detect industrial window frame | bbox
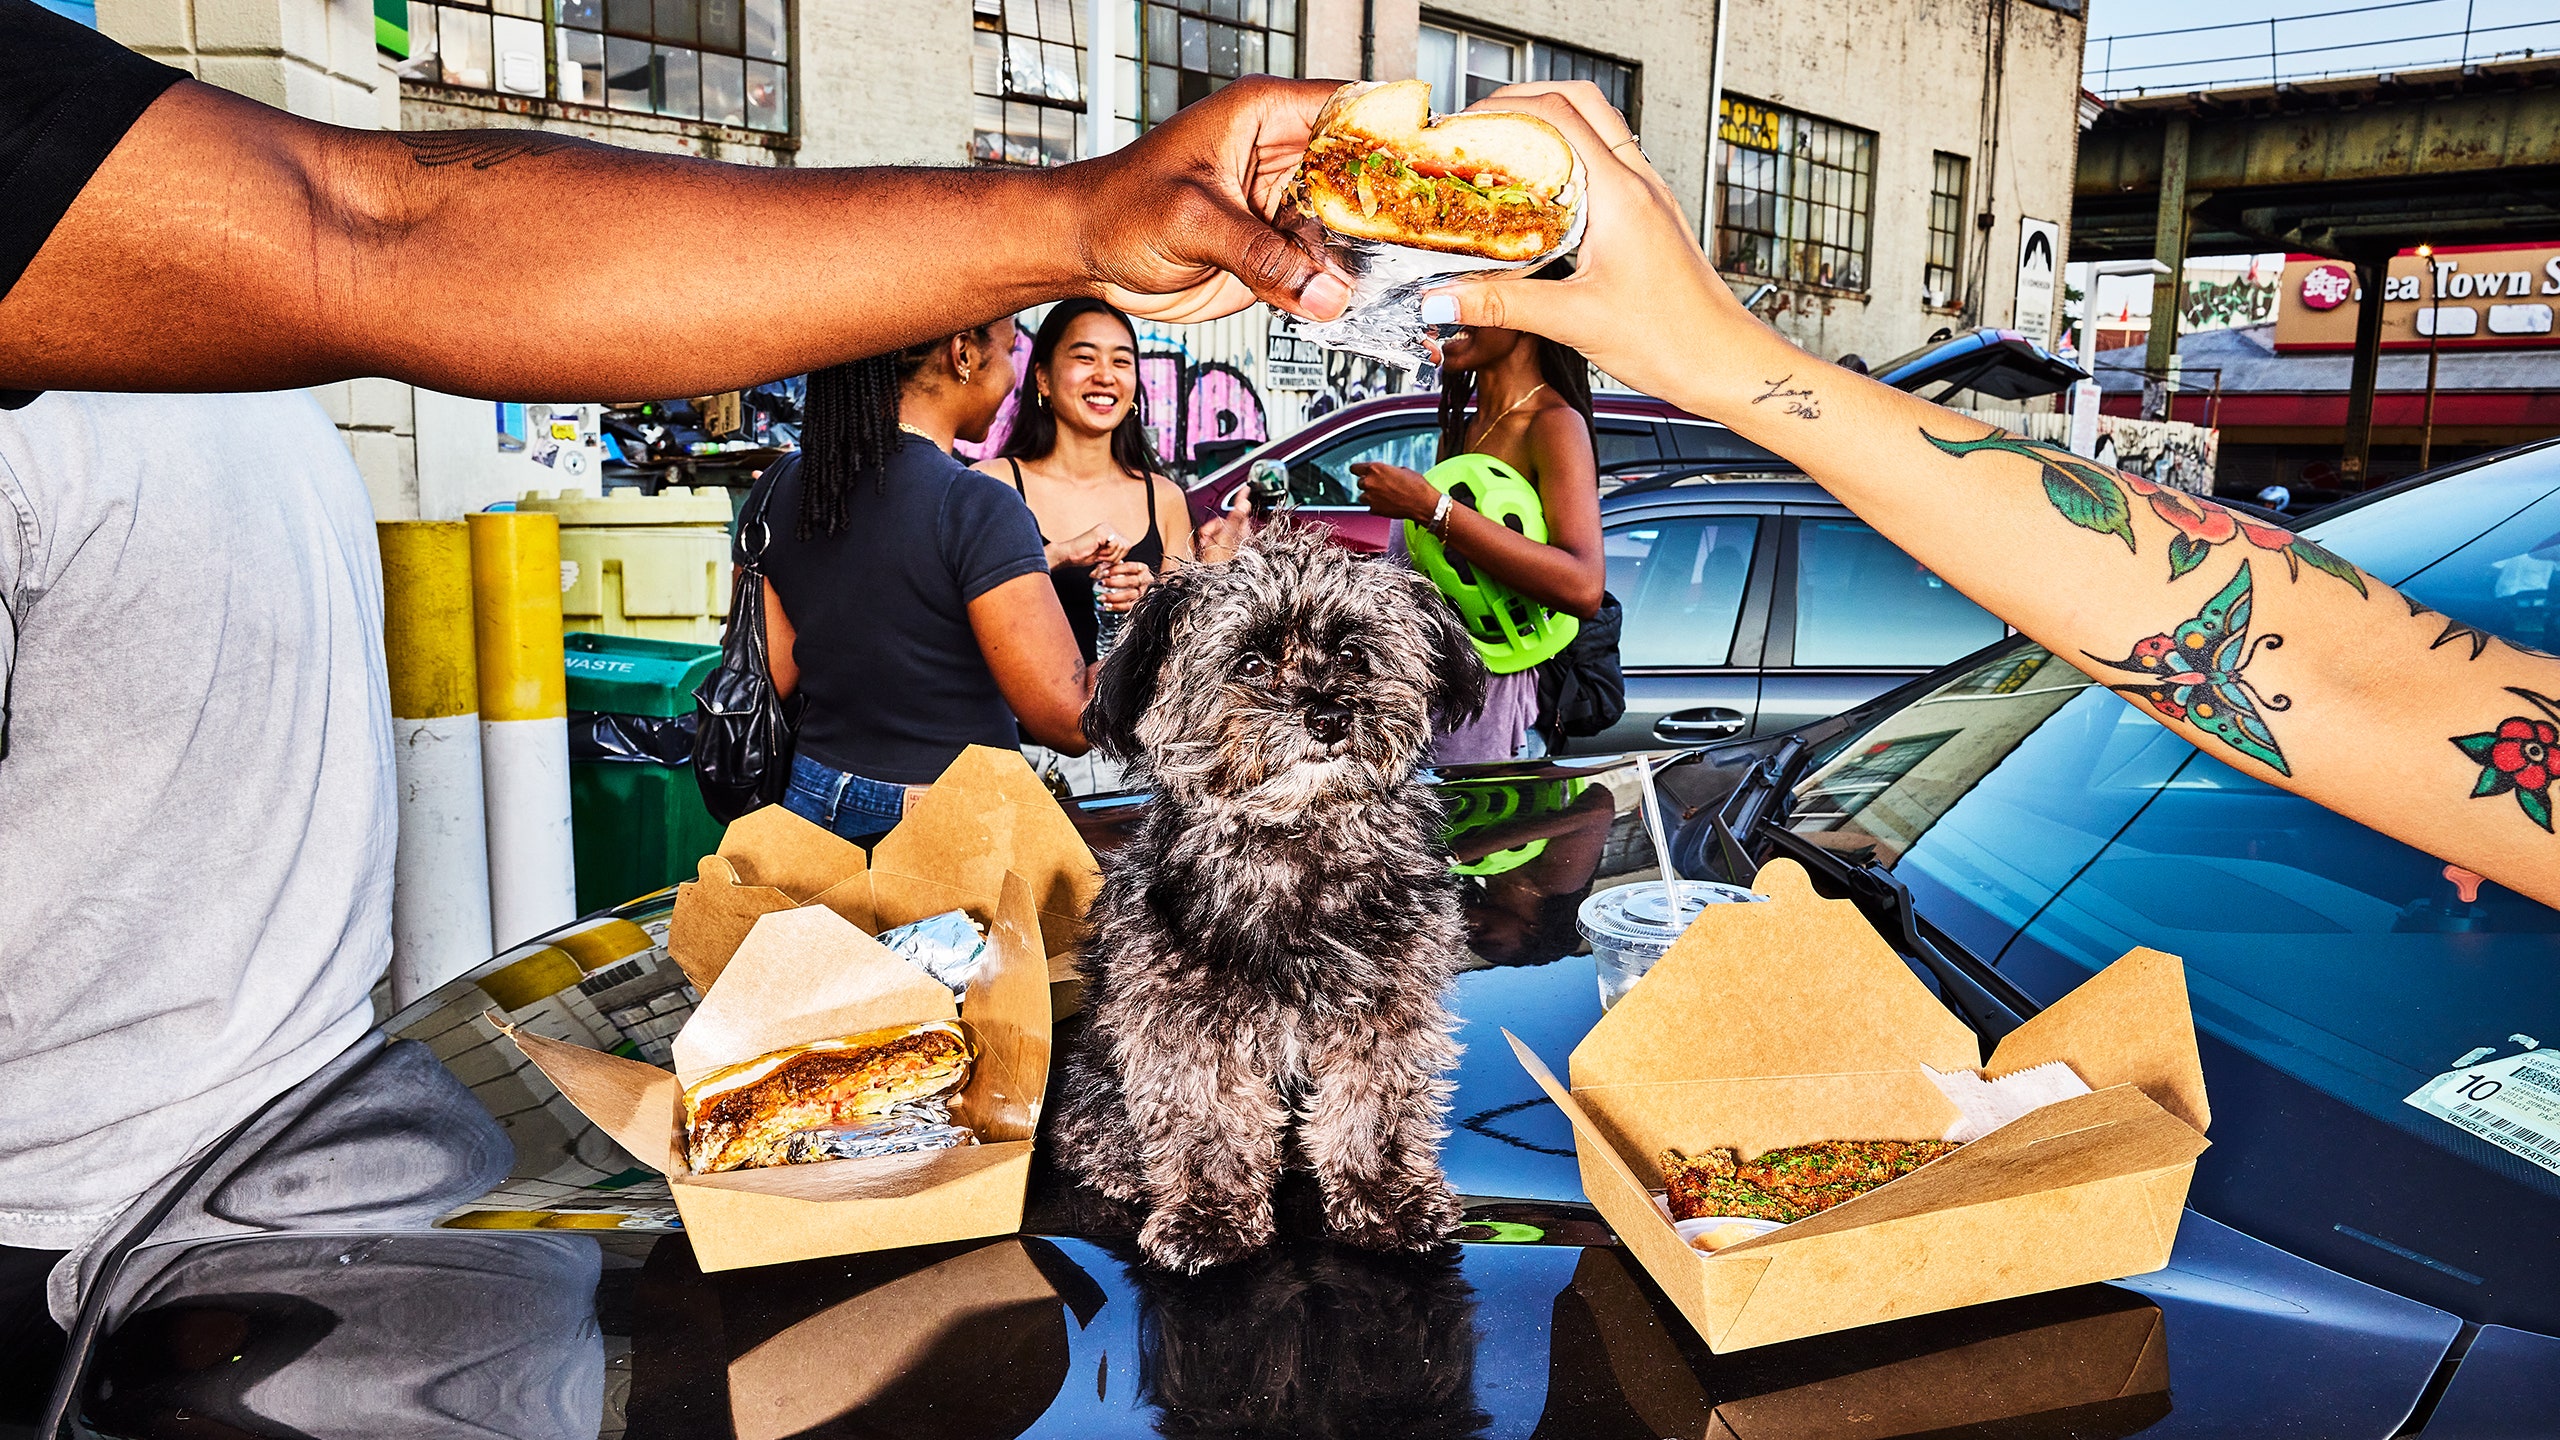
[1925,151,1969,311]
[972,0,1301,168]
[397,0,791,133]
[1715,95,1876,295]
[1417,17,1638,131]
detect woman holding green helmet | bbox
[1353,272,1606,763]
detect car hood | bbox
[54,756,2471,1437]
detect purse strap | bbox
[736,452,797,574]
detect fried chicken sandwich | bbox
[1295,79,1581,262]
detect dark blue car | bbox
[25,442,2560,1438]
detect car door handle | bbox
[1654,707,1748,742]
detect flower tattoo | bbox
[2453,689,2560,833]
[1922,428,2367,594]
[2084,565,2292,776]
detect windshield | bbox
[1781,444,2560,1323]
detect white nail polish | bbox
[1419,294,1459,326]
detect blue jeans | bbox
[781,754,910,843]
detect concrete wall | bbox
[794,0,974,167]
[1716,0,2087,366]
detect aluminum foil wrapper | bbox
[877,908,990,997]
[775,1101,977,1165]
[1293,150,1589,371]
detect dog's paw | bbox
[1138,1203,1272,1274]
[1327,1179,1463,1254]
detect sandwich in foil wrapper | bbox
[1289,79,1588,369]
[682,1019,976,1174]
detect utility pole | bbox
[1086,0,1119,158]
[2418,243,2443,471]
[2142,115,2190,421]
[2340,253,2386,489]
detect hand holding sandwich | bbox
[1424,81,2560,909]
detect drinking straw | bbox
[1633,754,1687,919]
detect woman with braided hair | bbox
[745,318,1093,843]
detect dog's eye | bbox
[1334,642,1363,666]
[1237,653,1271,680]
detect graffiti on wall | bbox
[950,304,1422,476]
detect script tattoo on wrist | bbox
[1752,375,1820,419]
[2452,688,2560,833]
[1922,428,2367,596]
[396,132,578,170]
[2084,565,2293,775]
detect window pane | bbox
[495,0,541,17]
[1040,104,1075,166]
[1005,34,1039,94]
[1208,22,1237,76]
[653,0,694,42]
[1416,24,1455,113]
[748,58,787,129]
[1293,426,1438,507]
[557,0,603,27]
[1209,0,1236,18]
[1241,0,1264,23]
[701,51,745,123]
[656,43,699,116]
[1147,4,1175,61]
[1268,30,1292,76]
[608,0,650,34]
[1467,35,1513,82]
[397,1,439,81]
[605,33,652,107]
[1272,0,1294,28]
[1038,0,1076,43]
[1179,14,1206,68]
[1610,517,1759,669]
[1239,28,1262,74]
[972,26,1001,94]
[492,12,545,93]
[746,0,784,56]
[1793,519,2002,666]
[1005,100,1042,163]
[438,7,493,87]
[700,0,743,52]
[1146,62,1177,121]
[557,23,604,100]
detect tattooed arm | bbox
[0,77,1350,394]
[1428,81,2560,908]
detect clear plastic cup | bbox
[1580,879,1764,1010]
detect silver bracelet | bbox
[1427,491,1453,539]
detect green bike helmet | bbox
[1441,777,1586,876]
[1404,453,1580,675]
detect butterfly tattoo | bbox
[2085,565,2293,775]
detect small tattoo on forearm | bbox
[2085,565,2292,776]
[2453,687,2560,833]
[396,132,577,169]
[1752,374,1820,419]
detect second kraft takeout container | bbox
[505,871,1050,1272]
[669,744,1102,1014]
[1509,858,2210,1353]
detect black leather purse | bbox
[692,458,804,824]
[1534,590,1626,750]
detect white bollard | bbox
[470,511,580,951]
[379,521,497,1009]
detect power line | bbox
[2093,15,2557,78]
[2089,0,2446,47]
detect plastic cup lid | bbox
[1578,879,1762,944]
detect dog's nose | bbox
[1307,701,1352,744]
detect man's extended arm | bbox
[0,76,1350,396]
[1436,82,2560,909]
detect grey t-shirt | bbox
[0,389,393,1251]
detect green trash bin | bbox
[563,632,727,915]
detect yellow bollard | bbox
[379,521,495,1008]
[470,511,578,949]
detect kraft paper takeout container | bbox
[1509,858,2211,1354]
[669,744,1100,1011]
[505,870,1051,1272]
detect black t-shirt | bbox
[743,439,1050,786]
[0,0,186,304]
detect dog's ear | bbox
[1084,568,1191,762]
[1421,588,1490,730]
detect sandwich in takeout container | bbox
[504,872,1051,1272]
[1290,78,1589,368]
[1509,858,2211,1352]
[670,744,1101,1015]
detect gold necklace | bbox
[897,421,943,447]
[1473,381,1548,441]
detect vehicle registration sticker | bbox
[2404,1048,2560,1179]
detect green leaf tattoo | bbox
[1922,426,2369,596]
[2452,689,2560,833]
[1924,430,2138,552]
[2083,566,2293,776]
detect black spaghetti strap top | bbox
[1008,458,1165,663]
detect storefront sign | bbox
[1265,312,1325,391]
[2274,244,2560,351]
[2014,218,2060,345]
